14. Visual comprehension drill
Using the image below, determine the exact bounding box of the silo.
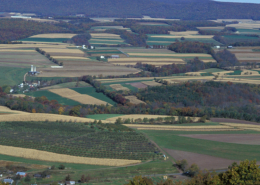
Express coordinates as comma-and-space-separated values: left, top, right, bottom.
31, 65, 34, 72
34, 66, 36, 72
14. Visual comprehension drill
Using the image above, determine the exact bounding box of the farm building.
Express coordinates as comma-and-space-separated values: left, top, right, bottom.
28, 65, 39, 75
3, 179, 14, 184
16, 172, 27, 177
111, 55, 120, 58
215, 46, 220, 49
227, 46, 233, 49
100, 55, 105, 59
65, 181, 75, 185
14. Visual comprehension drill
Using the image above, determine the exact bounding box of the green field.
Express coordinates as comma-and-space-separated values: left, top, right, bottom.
26, 90, 80, 106
71, 87, 117, 105
19, 38, 69, 43
146, 34, 222, 46
87, 114, 125, 120
0, 66, 28, 86
199, 68, 227, 73
223, 35, 260, 40
41, 81, 91, 90
142, 129, 260, 161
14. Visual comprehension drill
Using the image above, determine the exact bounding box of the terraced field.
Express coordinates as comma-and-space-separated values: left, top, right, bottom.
89, 33, 127, 46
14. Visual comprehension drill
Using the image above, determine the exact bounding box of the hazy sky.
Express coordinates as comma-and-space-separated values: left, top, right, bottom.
214, 0, 260, 3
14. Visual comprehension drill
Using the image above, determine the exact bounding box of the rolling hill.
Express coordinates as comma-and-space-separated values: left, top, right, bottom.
0, 0, 260, 20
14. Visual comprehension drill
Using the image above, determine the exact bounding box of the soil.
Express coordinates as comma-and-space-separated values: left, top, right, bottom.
211, 118, 260, 125
180, 134, 260, 145
129, 82, 148, 89
164, 148, 239, 170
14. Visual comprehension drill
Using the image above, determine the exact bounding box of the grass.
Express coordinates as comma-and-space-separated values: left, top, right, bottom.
86, 114, 125, 120
26, 91, 80, 106
200, 68, 227, 73
227, 70, 242, 75
41, 82, 91, 90
142, 129, 260, 161
223, 35, 260, 40
19, 38, 69, 43
71, 87, 117, 105
0, 66, 28, 86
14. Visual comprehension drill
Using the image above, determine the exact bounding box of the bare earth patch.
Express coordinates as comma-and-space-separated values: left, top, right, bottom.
129, 82, 148, 89
125, 96, 146, 104
141, 81, 162, 87
164, 148, 238, 170
110, 84, 129, 91
180, 134, 260, 145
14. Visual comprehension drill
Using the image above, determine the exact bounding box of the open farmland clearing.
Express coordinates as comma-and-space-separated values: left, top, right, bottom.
110, 84, 129, 91
49, 88, 110, 105
29, 33, 77, 38
19, 33, 77, 43
141, 81, 162, 87
180, 134, 260, 145
0, 121, 160, 164
125, 96, 146, 104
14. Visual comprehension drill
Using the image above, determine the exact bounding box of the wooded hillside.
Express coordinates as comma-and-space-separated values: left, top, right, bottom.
0, 0, 260, 20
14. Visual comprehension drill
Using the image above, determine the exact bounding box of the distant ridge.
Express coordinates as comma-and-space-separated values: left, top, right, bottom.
0, 0, 260, 20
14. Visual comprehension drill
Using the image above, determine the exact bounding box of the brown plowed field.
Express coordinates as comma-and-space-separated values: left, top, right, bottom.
129, 82, 148, 89
180, 134, 260, 145
211, 118, 260, 125
164, 148, 238, 170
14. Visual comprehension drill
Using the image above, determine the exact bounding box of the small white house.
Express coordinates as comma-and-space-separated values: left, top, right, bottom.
3, 179, 14, 184
100, 56, 105, 59
10, 89, 14, 93
215, 46, 220, 49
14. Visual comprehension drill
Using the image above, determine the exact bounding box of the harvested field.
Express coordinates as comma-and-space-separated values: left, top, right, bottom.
141, 81, 162, 87
169, 31, 199, 35
150, 35, 214, 39
49, 88, 110, 105
113, 62, 176, 66
128, 124, 240, 131
180, 134, 260, 145
120, 48, 175, 54
214, 78, 260, 85
9, 94, 34, 99
106, 114, 171, 122
211, 118, 260, 125
164, 149, 238, 170
125, 96, 146, 105
0, 160, 48, 169
53, 56, 89, 60
197, 26, 225, 30
129, 82, 148, 89
41, 48, 85, 54
110, 84, 129, 91
30, 34, 77, 38
108, 58, 185, 62
220, 123, 260, 131
90, 33, 121, 38
202, 59, 217, 63
0, 112, 111, 123
0, 145, 141, 166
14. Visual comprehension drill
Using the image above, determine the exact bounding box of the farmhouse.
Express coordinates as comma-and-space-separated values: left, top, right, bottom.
65, 181, 75, 185
111, 55, 120, 58
16, 172, 27, 177
3, 179, 14, 184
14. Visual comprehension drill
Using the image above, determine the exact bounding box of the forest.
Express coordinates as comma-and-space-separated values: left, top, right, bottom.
0, 19, 63, 42
1, 0, 260, 20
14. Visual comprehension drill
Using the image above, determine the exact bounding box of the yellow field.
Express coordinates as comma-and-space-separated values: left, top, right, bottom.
106, 115, 200, 122
141, 81, 162, 86
0, 145, 141, 166
0, 44, 68, 49
202, 59, 217, 63
30, 34, 77, 38
150, 35, 214, 39
197, 26, 225, 30
53, 56, 90, 60
212, 71, 234, 76
0, 49, 36, 52
108, 58, 185, 62
125, 53, 212, 57
41, 48, 85, 54
169, 31, 199, 35
110, 84, 129, 91
49, 88, 110, 105
214, 78, 260, 85
90, 33, 121, 38
112, 62, 176, 66
125, 96, 146, 104
241, 70, 259, 75
125, 124, 241, 131
227, 23, 260, 29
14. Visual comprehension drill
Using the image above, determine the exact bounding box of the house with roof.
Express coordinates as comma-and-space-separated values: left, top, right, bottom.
16, 172, 27, 177
3, 179, 14, 184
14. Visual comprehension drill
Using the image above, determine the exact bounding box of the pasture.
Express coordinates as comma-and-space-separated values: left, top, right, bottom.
19, 33, 76, 43
0, 66, 28, 86
141, 122, 260, 170
89, 33, 127, 46
146, 34, 221, 45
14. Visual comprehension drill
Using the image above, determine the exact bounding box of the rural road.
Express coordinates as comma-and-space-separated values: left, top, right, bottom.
23, 73, 27, 82
117, 48, 129, 57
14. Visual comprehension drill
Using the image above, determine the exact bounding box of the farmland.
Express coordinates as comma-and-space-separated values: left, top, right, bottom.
0, 121, 161, 163
89, 33, 127, 46
141, 122, 260, 170
19, 33, 77, 43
